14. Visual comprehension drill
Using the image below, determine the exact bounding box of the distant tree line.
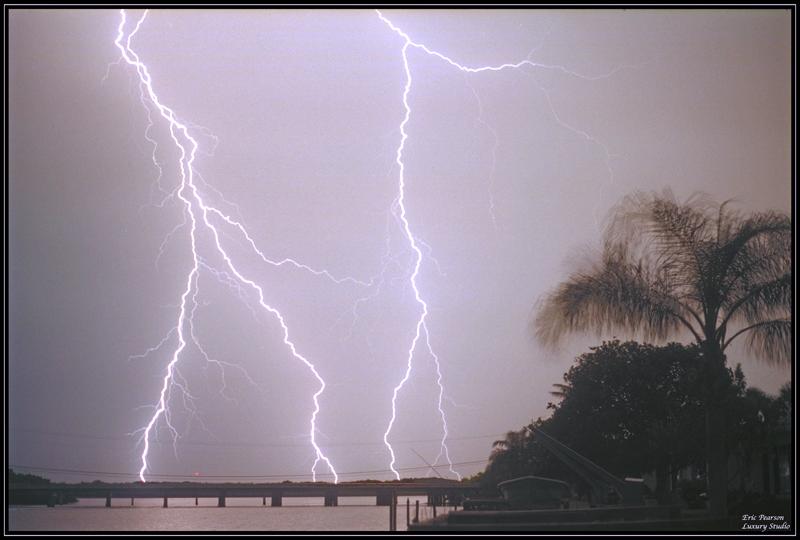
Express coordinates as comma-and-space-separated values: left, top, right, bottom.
8, 469, 78, 505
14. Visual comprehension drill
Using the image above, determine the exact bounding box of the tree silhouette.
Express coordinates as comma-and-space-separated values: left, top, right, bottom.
542, 341, 710, 502
533, 190, 791, 516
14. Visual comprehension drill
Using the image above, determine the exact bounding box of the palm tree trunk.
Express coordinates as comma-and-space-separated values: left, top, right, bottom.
705, 402, 728, 517
704, 342, 729, 517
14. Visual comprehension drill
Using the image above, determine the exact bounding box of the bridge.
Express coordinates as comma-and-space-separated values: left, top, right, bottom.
10, 481, 479, 509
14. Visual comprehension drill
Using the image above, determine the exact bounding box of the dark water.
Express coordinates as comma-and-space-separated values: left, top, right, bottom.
8, 496, 448, 532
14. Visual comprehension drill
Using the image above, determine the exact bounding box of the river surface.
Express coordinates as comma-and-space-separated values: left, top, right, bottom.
8, 496, 449, 532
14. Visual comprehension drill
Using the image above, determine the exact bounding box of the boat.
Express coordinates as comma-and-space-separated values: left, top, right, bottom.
462, 475, 571, 511
497, 476, 572, 510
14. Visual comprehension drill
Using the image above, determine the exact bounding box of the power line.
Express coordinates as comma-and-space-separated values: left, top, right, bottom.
10, 459, 490, 481
10, 427, 506, 449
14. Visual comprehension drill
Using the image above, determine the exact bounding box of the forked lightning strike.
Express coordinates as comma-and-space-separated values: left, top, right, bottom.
114, 9, 354, 483
377, 9, 630, 480
376, 11, 461, 481
114, 9, 627, 485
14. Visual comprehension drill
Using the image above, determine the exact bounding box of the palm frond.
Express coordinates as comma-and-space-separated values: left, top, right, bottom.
741, 319, 792, 366
719, 213, 791, 307
603, 190, 720, 307
534, 245, 698, 347
725, 273, 792, 327
549, 383, 570, 398
534, 190, 791, 365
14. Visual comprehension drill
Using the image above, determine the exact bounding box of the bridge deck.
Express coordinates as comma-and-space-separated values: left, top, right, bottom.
10, 482, 478, 500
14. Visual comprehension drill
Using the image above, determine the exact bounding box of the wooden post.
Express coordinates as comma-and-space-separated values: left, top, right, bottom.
388, 492, 396, 531
217, 495, 226, 507
393, 491, 398, 531
414, 500, 419, 523
406, 498, 410, 527
433, 497, 437, 518
262, 496, 266, 506
131, 497, 134, 506
105, 495, 111, 508
195, 497, 199, 506
163, 497, 168, 508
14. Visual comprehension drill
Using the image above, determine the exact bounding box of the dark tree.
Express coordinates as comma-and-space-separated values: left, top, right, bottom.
544, 341, 711, 499
485, 341, 716, 500
533, 191, 791, 516
727, 382, 792, 496
480, 429, 536, 493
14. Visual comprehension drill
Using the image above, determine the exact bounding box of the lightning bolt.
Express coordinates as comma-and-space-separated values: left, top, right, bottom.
376, 9, 636, 480
464, 80, 501, 229
378, 10, 641, 231
113, 9, 349, 484
111, 9, 632, 486
375, 11, 460, 482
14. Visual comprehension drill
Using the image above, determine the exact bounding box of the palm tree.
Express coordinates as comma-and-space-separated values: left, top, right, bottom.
488, 429, 530, 471
483, 429, 536, 490
533, 190, 791, 516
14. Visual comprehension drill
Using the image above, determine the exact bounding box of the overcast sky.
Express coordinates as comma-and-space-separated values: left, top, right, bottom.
9, 8, 791, 483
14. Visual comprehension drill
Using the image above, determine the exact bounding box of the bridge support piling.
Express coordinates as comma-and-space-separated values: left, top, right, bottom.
388, 491, 397, 531
218, 496, 226, 507
195, 497, 198, 506
271, 493, 282, 507
324, 491, 338, 507
427, 493, 444, 506
47, 492, 56, 508
414, 500, 419, 523
163, 497, 168, 508
106, 495, 111, 508
262, 496, 266, 506
376, 490, 392, 506
406, 498, 410, 527
131, 497, 134, 506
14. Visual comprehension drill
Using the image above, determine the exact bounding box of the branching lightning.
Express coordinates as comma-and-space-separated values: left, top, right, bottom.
112, 9, 633, 485
465, 80, 501, 229
375, 12, 462, 481
113, 9, 361, 483
376, 9, 635, 481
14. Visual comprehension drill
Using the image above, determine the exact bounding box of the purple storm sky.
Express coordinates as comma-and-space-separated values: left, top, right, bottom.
9, 8, 791, 483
